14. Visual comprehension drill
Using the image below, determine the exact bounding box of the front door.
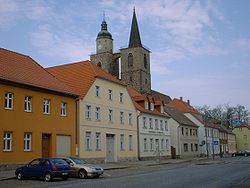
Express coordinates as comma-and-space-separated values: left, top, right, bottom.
42, 134, 51, 158
106, 134, 115, 163
171, 146, 176, 159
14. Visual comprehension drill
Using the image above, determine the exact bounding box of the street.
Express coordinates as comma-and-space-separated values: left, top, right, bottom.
0, 157, 250, 188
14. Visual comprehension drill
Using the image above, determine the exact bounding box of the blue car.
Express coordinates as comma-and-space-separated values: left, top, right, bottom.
15, 158, 71, 181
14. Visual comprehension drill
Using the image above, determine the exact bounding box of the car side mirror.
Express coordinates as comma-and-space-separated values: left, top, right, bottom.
70, 163, 74, 167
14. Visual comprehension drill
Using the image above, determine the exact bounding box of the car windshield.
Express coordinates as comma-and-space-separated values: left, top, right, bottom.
71, 158, 87, 165
51, 158, 68, 166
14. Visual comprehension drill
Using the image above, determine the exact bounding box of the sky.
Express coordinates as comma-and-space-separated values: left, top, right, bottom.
1, 0, 250, 110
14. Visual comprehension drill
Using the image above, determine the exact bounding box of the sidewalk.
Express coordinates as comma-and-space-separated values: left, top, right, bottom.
0, 157, 222, 181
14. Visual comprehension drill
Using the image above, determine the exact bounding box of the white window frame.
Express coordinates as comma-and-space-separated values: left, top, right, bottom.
108, 109, 113, 122
24, 133, 32, 151
85, 105, 91, 120
166, 139, 169, 151
120, 134, 124, 151
128, 113, 132, 125
95, 107, 100, 121
143, 138, 148, 151
43, 99, 50, 114
120, 111, 124, 124
4, 92, 13, 110
150, 138, 154, 151
24, 96, 32, 112
143, 117, 147, 129
85, 132, 91, 151
161, 139, 164, 151
165, 121, 168, 131
155, 119, 159, 130
3, 132, 12, 151
160, 105, 164, 113
95, 86, 100, 97
60, 102, 67, 116
145, 101, 149, 110
129, 135, 133, 151
119, 93, 123, 103
96, 132, 101, 150
108, 89, 112, 100
160, 120, 163, 131
150, 103, 154, 111
149, 118, 153, 129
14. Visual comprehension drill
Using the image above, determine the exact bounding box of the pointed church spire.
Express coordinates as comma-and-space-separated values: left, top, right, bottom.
129, 8, 142, 48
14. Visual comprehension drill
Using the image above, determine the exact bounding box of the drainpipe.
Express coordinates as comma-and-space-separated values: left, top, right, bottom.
137, 112, 141, 160
75, 98, 80, 157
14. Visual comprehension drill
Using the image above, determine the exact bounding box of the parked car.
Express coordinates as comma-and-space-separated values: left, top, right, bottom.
61, 157, 104, 179
232, 150, 250, 157
15, 158, 71, 181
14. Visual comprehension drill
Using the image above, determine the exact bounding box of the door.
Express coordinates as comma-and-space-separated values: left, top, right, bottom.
171, 146, 176, 159
106, 134, 115, 163
42, 134, 51, 158
56, 135, 71, 157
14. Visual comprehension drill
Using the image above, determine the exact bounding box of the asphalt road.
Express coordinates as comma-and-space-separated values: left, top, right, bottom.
1, 157, 250, 188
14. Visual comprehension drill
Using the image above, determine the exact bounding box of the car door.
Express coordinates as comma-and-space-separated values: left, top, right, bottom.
38, 159, 50, 177
26, 159, 41, 178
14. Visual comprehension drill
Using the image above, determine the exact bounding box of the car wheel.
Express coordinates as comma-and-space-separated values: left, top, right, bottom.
62, 176, 68, 181
78, 169, 87, 179
233, 154, 236, 157
45, 172, 53, 182
245, 153, 247, 157
16, 171, 23, 180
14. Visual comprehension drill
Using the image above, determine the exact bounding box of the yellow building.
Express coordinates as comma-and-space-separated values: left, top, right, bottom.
0, 48, 78, 164
47, 61, 138, 162
233, 123, 250, 151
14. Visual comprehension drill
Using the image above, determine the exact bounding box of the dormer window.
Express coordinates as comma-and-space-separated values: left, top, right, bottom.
150, 103, 154, 111
145, 101, 149, 110
160, 105, 164, 113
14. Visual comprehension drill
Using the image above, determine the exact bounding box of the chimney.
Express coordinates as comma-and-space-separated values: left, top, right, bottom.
187, 100, 190, 105
180, 97, 183, 101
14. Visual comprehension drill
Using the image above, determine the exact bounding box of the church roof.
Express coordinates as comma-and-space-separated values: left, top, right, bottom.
129, 9, 142, 48
97, 18, 112, 40
47, 61, 125, 98
0, 48, 78, 96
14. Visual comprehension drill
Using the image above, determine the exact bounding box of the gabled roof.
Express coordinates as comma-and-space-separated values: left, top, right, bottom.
151, 90, 172, 104
0, 48, 78, 96
127, 87, 169, 118
47, 61, 126, 97
234, 123, 250, 130
169, 98, 200, 114
164, 104, 198, 127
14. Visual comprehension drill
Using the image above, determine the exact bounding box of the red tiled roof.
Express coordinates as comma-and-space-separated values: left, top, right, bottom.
151, 90, 172, 104
0, 48, 78, 96
47, 61, 126, 97
234, 123, 250, 130
169, 98, 200, 114
127, 87, 169, 118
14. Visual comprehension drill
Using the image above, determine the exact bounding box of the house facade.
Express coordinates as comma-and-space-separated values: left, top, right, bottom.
48, 61, 138, 163
0, 48, 78, 164
128, 87, 171, 160
233, 123, 250, 151
204, 123, 220, 156
228, 132, 236, 154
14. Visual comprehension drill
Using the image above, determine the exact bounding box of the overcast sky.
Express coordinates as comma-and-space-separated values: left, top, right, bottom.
1, 0, 250, 110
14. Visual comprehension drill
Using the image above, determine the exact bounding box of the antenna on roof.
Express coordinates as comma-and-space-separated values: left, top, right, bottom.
103, 11, 106, 21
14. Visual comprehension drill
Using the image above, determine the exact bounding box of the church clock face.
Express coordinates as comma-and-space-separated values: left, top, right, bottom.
98, 44, 102, 50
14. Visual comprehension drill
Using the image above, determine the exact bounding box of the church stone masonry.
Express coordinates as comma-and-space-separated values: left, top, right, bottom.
90, 9, 151, 95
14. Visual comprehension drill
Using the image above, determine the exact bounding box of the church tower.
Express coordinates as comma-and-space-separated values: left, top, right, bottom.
120, 9, 151, 95
90, 15, 118, 77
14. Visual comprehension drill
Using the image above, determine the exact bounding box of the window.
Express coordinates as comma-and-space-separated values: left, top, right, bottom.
85, 132, 91, 151
43, 99, 50, 114
160, 106, 164, 113
193, 129, 196, 136
150, 103, 154, 111
161, 139, 164, 150
24, 133, 32, 151
190, 129, 192, 136
120, 134, 124, 150
191, 143, 193, 152
165, 121, 168, 131
143, 138, 148, 151
144, 54, 147, 69
195, 144, 198, 151
108, 89, 112, 100
24, 96, 32, 112
96, 133, 101, 150
85, 105, 91, 120
108, 109, 113, 122
160, 120, 163, 131
155, 119, 159, 130
97, 62, 102, 68
181, 127, 184, 135
130, 76, 133, 82
95, 107, 100, 120
186, 128, 188, 136
60, 102, 67, 116
150, 138, 154, 151
149, 118, 153, 129
128, 53, 133, 67
128, 113, 132, 125
166, 139, 169, 151
195, 130, 198, 136
3, 132, 12, 151
143, 117, 147, 129
184, 143, 188, 152
4, 92, 13, 109
119, 93, 123, 103
145, 101, 149, 109
95, 86, 100, 97
129, 135, 133, 151
120, 112, 124, 124
244, 135, 247, 140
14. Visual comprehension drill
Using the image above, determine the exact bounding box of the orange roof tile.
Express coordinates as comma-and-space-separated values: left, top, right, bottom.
169, 98, 200, 114
152, 90, 172, 104
47, 61, 126, 97
0, 48, 78, 96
